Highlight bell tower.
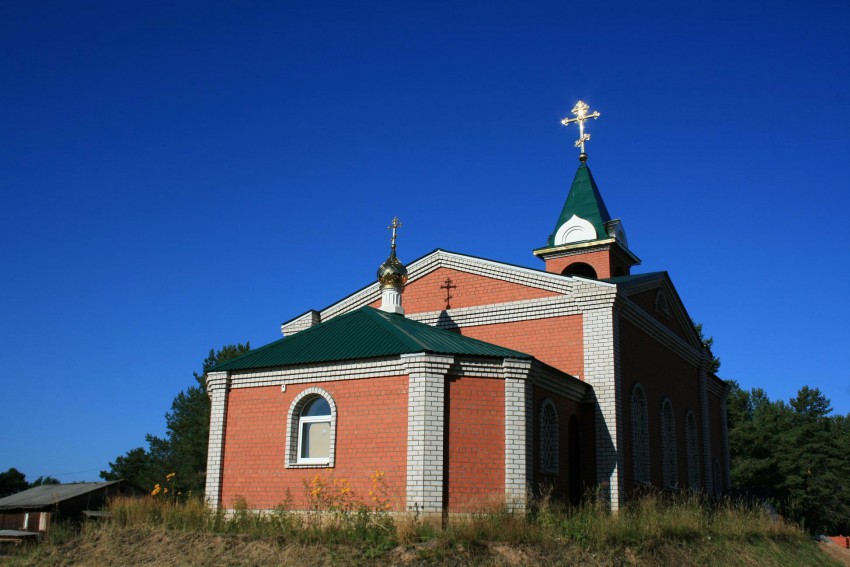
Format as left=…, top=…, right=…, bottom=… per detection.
left=533, top=101, right=640, bottom=279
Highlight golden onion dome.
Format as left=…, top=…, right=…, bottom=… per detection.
left=377, top=250, right=408, bottom=289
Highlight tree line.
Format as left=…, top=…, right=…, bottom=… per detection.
left=727, top=381, right=850, bottom=534
left=0, top=469, right=59, bottom=498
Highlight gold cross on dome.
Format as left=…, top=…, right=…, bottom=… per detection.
left=388, top=216, right=403, bottom=250
left=561, top=100, right=601, bottom=157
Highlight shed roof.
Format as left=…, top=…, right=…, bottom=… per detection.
left=0, top=482, right=120, bottom=511
left=214, top=306, right=531, bottom=372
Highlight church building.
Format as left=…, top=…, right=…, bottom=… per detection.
left=203, top=102, right=730, bottom=514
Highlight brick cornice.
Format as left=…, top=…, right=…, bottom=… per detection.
left=206, top=371, right=230, bottom=393
left=530, top=361, right=590, bottom=402
left=400, top=353, right=455, bottom=376
left=227, top=357, right=407, bottom=389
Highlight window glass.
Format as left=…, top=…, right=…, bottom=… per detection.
left=302, top=397, right=331, bottom=417
left=295, top=394, right=333, bottom=464
left=301, top=421, right=330, bottom=459
left=632, top=386, right=650, bottom=484
left=540, top=400, right=558, bottom=473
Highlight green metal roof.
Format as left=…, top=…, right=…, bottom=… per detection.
left=545, top=163, right=612, bottom=247
left=214, top=306, right=531, bottom=372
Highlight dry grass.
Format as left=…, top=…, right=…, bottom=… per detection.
left=6, top=491, right=840, bottom=566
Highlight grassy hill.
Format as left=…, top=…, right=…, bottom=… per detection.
left=5, top=493, right=843, bottom=566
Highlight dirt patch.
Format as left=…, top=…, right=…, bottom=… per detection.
left=820, top=541, right=850, bottom=567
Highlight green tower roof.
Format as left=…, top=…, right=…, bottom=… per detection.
left=212, top=306, right=531, bottom=372
left=545, top=163, right=612, bottom=247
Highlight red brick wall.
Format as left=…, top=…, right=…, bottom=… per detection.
left=532, top=388, right=595, bottom=503
left=618, top=318, right=702, bottom=494
left=221, top=376, right=408, bottom=510
left=446, top=376, right=505, bottom=511
left=369, top=267, right=559, bottom=313
left=459, top=315, right=584, bottom=378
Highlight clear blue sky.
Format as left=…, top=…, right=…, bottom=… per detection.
left=1, top=1, right=848, bottom=483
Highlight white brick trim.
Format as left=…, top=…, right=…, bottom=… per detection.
left=619, top=300, right=703, bottom=365
left=402, top=353, right=453, bottom=513
left=409, top=283, right=617, bottom=330
left=309, top=250, right=615, bottom=327
left=280, top=310, right=321, bottom=336
left=584, top=306, right=624, bottom=510
left=204, top=371, right=230, bottom=509
left=285, top=387, right=338, bottom=469
left=530, top=361, right=589, bottom=402
left=228, top=357, right=407, bottom=389
left=503, top=358, right=533, bottom=510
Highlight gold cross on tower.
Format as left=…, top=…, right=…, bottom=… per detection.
left=561, top=100, right=601, bottom=161
left=388, top=216, right=403, bottom=251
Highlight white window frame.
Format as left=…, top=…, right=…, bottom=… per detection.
left=297, top=410, right=332, bottom=465
left=286, top=387, right=337, bottom=469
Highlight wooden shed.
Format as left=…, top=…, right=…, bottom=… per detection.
left=0, top=480, right=140, bottom=534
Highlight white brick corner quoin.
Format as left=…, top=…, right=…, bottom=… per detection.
left=583, top=305, right=625, bottom=511
left=503, top=358, right=533, bottom=510
left=204, top=371, right=230, bottom=509
left=402, top=353, right=454, bottom=514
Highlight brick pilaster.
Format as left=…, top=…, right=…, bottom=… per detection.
left=205, top=371, right=230, bottom=509
left=584, top=306, right=624, bottom=510
left=402, top=353, right=454, bottom=514
left=503, top=358, right=533, bottom=510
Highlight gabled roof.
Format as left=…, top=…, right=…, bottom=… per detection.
left=0, top=482, right=120, bottom=511
left=546, top=163, right=612, bottom=247
left=282, top=248, right=615, bottom=333
left=217, top=306, right=531, bottom=372
left=602, top=271, right=702, bottom=349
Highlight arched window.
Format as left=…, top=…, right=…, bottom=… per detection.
left=660, top=399, right=678, bottom=489
left=540, top=399, right=559, bottom=474
left=286, top=388, right=337, bottom=468
left=631, top=384, right=650, bottom=484
left=685, top=411, right=700, bottom=490
left=561, top=262, right=598, bottom=279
